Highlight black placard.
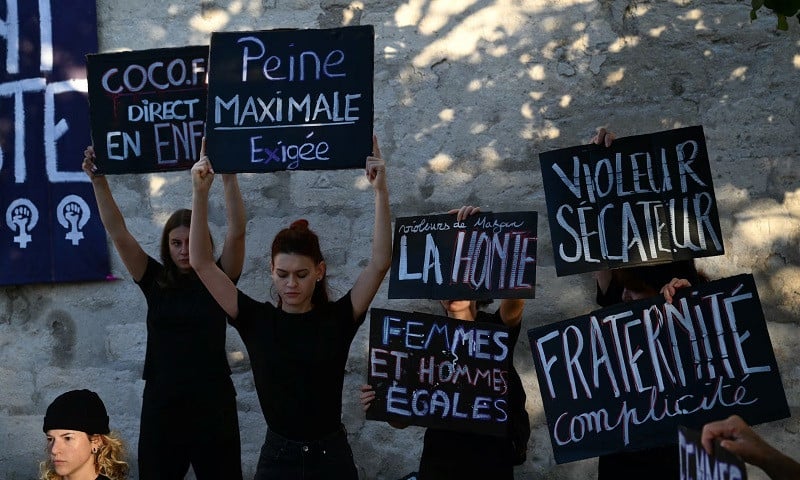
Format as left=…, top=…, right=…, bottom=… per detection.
left=86, top=46, right=209, bottom=174
left=527, top=274, right=789, bottom=464
left=388, top=211, right=537, bottom=300
left=366, top=308, right=512, bottom=437
left=540, top=126, right=724, bottom=276
left=205, top=26, right=374, bottom=173
left=678, top=426, right=748, bottom=480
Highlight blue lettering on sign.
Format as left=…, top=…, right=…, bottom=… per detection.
left=249, top=131, right=330, bottom=170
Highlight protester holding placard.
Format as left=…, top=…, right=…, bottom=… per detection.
left=189, top=135, right=391, bottom=479
left=527, top=129, right=788, bottom=472
left=595, top=259, right=706, bottom=479
left=82, top=147, right=246, bottom=479
left=702, top=415, right=800, bottom=480
left=540, top=125, right=725, bottom=276
left=588, top=129, right=702, bottom=478
left=40, top=389, right=129, bottom=480
left=361, top=205, right=530, bottom=480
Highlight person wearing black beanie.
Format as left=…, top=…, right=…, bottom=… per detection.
left=40, top=390, right=129, bottom=480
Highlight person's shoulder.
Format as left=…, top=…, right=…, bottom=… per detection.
left=333, top=291, right=353, bottom=307
left=323, top=290, right=364, bottom=325
left=135, top=256, right=162, bottom=287
left=237, top=290, right=275, bottom=313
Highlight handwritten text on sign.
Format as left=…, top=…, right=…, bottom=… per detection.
left=367, top=308, right=512, bottom=437
left=528, top=274, right=788, bottom=464
left=86, top=46, right=209, bottom=174
left=205, top=26, right=374, bottom=173
left=389, top=211, right=537, bottom=300
left=540, top=126, right=724, bottom=276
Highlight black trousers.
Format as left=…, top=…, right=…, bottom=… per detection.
left=137, top=377, right=242, bottom=480
left=254, top=425, right=358, bottom=480
left=598, top=444, right=680, bottom=480
left=417, top=428, right=514, bottom=480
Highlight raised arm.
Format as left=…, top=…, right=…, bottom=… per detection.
left=702, top=415, right=800, bottom=480
left=350, top=135, right=392, bottom=319
left=448, top=205, right=525, bottom=327
left=83, top=146, right=148, bottom=281
left=498, top=299, right=525, bottom=327
left=218, top=173, right=246, bottom=279
left=189, top=145, right=240, bottom=318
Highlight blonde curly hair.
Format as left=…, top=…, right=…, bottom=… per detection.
left=39, top=431, right=129, bottom=480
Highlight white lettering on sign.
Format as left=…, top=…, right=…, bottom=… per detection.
left=236, top=36, right=346, bottom=83
left=0, top=0, right=88, bottom=184
left=100, top=58, right=205, bottom=94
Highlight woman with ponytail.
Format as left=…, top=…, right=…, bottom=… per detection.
left=189, top=135, right=392, bottom=479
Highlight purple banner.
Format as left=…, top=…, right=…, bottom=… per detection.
left=0, top=0, right=110, bottom=285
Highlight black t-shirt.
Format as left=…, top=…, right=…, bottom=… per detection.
left=231, top=290, right=365, bottom=441
left=596, top=275, right=624, bottom=308
left=421, top=310, right=526, bottom=468
left=136, top=256, right=232, bottom=383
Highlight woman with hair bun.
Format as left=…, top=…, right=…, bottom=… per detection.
left=189, top=135, right=392, bottom=479
left=40, top=389, right=129, bottom=480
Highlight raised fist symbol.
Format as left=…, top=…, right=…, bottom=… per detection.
left=57, top=195, right=91, bottom=246
left=6, top=199, right=39, bottom=249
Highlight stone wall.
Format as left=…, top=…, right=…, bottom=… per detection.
left=1, top=1, right=799, bottom=479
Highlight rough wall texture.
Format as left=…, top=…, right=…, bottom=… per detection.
left=2, top=1, right=799, bottom=479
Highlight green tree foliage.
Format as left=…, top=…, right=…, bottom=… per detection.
left=749, top=0, right=800, bottom=30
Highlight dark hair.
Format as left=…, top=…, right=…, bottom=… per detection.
left=613, top=259, right=707, bottom=294
left=271, top=219, right=329, bottom=306
left=157, top=209, right=212, bottom=288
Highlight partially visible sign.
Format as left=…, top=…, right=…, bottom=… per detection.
left=528, top=274, right=789, bottom=464
left=540, top=126, right=724, bottom=276
left=367, top=308, right=512, bottom=437
left=389, top=211, right=537, bottom=300
left=206, top=25, right=374, bottom=172
left=87, top=46, right=209, bottom=174
left=0, top=0, right=110, bottom=285
left=679, top=426, right=747, bottom=480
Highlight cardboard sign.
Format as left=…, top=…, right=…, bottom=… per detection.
left=388, top=211, right=537, bottom=300
left=86, top=46, right=209, bottom=174
left=540, top=126, right=724, bottom=276
left=528, top=274, right=789, bottom=464
left=367, top=308, right=512, bottom=437
left=205, top=25, right=374, bottom=173
left=679, top=426, right=747, bottom=480
left=0, top=0, right=110, bottom=285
